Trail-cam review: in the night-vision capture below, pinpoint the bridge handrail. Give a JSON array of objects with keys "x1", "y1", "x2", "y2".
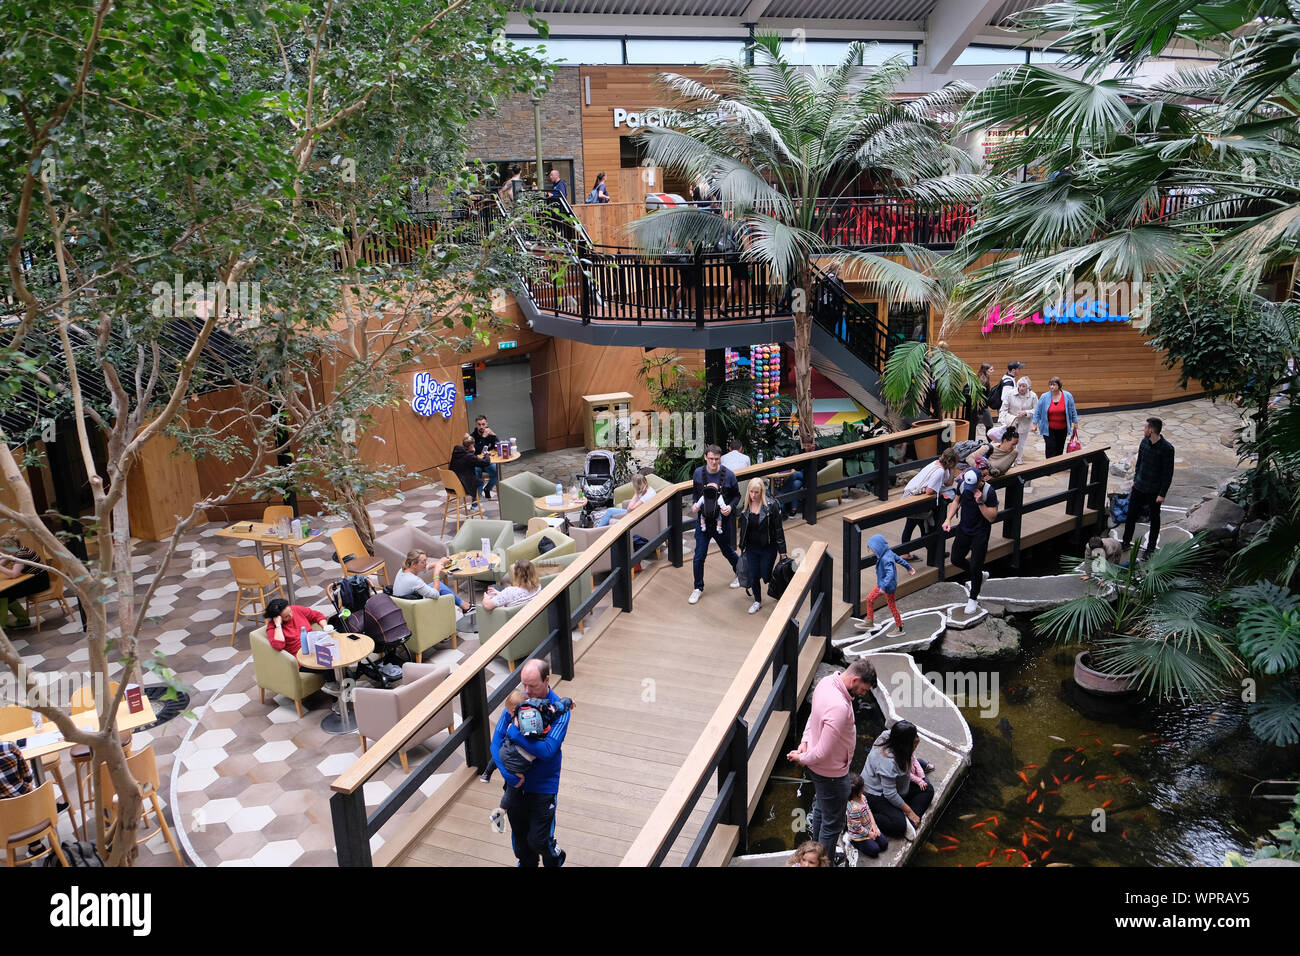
[{"x1": 620, "y1": 540, "x2": 833, "y2": 867}]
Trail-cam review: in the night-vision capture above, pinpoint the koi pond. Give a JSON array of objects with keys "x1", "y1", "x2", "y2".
[{"x1": 746, "y1": 616, "x2": 1300, "y2": 866}]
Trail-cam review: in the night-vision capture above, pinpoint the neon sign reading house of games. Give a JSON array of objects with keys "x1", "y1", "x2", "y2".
[
  {"x1": 411, "y1": 373, "x2": 456, "y2": 418},
  {"x1": 982, "y1": 299, "x2": 1132, "y2": 335}
]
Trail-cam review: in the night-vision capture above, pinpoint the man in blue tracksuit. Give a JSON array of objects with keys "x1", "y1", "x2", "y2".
[{"x1": 491, "y1": 657, "x2": 570, "y2": 867}]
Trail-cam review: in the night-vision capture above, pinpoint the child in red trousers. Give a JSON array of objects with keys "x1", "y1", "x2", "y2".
[{"x1": 855, "y1": 533, "x2": 915, "y2": 633}]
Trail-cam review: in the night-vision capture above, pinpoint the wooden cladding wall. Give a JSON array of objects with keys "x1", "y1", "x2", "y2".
[
  {"x1": 576, "y1": 200, "x2": 652, "y2": 248},
  {"x1": 579, "y1": 66, "x2": 713, "y2": 201}
]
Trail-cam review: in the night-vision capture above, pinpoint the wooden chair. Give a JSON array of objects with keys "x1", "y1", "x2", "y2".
[
  {"x1": 329, "y1": 527, "x2": 388, "y2": 587},
  {"x1": 227, "y1": 555, "x2": 285, "y2": 646},
  {"x1": 262, "y1": 506, "x2": 312, "y2": 588},
  {"x1": 98, "y1": 745, "x2": 184, "y2": 866},
  {"x1": 1, "y1": 781, "x2": 69, "y2": 867},
  {"x1": 438, "y1": 468, "x2": 484, "y2": 536},
  {"x1": 23, "y1": 550, "x2": 73, "y2": 633},
  {"x1": 0, "y1": 706, "x2": 80, "y2": 841}
]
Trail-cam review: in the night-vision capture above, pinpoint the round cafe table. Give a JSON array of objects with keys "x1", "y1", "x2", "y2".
[
  {"x1": 533, "y1": 493, "x2": 586, "y2": 516},
  {"x1": 487, "y1": 447, "x2": 522, "y2": 484},
  {"x1": 296, "y1": 631, "x2": 374, "y2": 735},
  {"x1": 445, "y1": 550, "x2": 503, "y2": 609}
]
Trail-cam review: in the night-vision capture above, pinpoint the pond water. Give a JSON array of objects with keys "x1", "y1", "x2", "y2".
[{"x1": 747, "y1": 617, "x2": 1300, "y2": 866}]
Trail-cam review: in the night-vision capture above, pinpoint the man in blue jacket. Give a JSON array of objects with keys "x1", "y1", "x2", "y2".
[
  {"x1": 491, "y1": 657, "x2": 570, "y2": 867},
  {"x1": 688, "y1": 444, "x2": 742, "y2": 605}
]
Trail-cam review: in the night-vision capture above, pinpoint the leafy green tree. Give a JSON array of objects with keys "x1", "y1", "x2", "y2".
[
  {"x1": 627, "y1": 34, "x2": 980, "y2": 448},
  {"x1": 0, "y1": 0, "x2": 543, "y2": 863}
]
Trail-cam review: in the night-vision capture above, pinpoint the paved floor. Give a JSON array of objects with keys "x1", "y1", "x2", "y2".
[{"x1": 7, "y1": 396, "x2": 1247, "y2": 866}]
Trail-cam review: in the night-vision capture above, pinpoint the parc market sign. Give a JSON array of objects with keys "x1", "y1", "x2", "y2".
[{"x1": 612, "y1": 106, "x2": 729, "y2": 130}]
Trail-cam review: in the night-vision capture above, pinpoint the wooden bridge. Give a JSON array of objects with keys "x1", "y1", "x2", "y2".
[{"x1": 328, "y1": 425, "x2": 1109, "y2": 866}]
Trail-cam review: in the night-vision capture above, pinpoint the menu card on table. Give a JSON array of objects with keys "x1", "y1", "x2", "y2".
[
  {"x1": 125, "y1": 684, "x2": 144, "y2": 714},
  {"x1": 315, "y1": 639, "x2": 336, "y2": 669}
]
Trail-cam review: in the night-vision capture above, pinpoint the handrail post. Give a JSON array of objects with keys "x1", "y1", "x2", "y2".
[
  {"x1": 1003, "y1": 479, "x2": 1025, "y2": 571},
  {"x1": 874, "y1": 445, "x2": 890, "y2": 501},
  {"x1": 579, "y1": 259, "x2": 591, "y2": 324},
  {"x1": 802, "y1": 454, "x2": 819, "y2": 526},
  {"x1": 461, "y1": 671, "x2": 491, "y2": 773},
  {"x1": 843, "y1": 519, "x2": 861, "y2": 618},
  {"x1": 779, "y1": 619, "x2": 800, "y2": 710},
  {"x1": 816, "y1": 552, "x2": 834, "y2": 638},
  {"x1": 549, "y1": 585, "x2": 575, "y2": 682},
  {"x1": 331, "y1": 790, "x2": 372, "y2": 867},
  {"x1": 719, "y1": 716, "x2": 750, "y2": 855},
  {"x1": 925, "y1": 498, "x2": 943, "y2": 570},
  {"x1": 1068, "y1": 458, "x2": 1089, "y2": 551},
  {"x1": 1087, "y1": 452, "x2": 1109, "y2": 527},
  {"x1": 612, "y1": 527, "x2": 634, "y2": 612},
  {"x1": 694, "y1": 252, "x2": 705, "y2": 329},
  {"x1": 668, "y1": 495, "x2": 684, "y2": 567}
]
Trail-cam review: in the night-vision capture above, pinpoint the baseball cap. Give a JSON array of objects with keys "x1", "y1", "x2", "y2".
[
  {"x1": 959, "y1": 468, "x2": 981, "y2": 493},
  {"x1": 1008, "y1": 361, "x2": 1023, "y2": 370}
]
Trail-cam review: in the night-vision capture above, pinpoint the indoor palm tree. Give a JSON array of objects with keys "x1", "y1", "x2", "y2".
[
  {"x1": 1035, "y1": 534, "x2": 1243, "y2": 702},
  {"x1": 626, "y1": 33, "x2": 982, "y2": 448},
  {"x1": 943, "y1": 0, "x2": 1300, "y2": 333}
]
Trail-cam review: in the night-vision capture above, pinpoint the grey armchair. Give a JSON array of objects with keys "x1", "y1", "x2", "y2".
[
  {"x1": 497, "y1": 472, "x2": 559, "y2": 527},
  {"x1": 353, "y1": 662, "x2": 455, "y2": 773},
  {"x1": 392, "y1": 593, "x2": 458, "y2": 660},
  {"x1": 505, "y1": 529, "x2": 576, "y2": 565},
  {"x1": 613, "y1": 472, "x2": 672, "y2": 507},
  {"x1": 250, "y1": 627, "x2": 325, "y2": 718},
  {"x1": 372, "y1": 525, "x2": 448, "y2": 583},
  {"x1": 448, "y1": 519, "x2": 514, "y2": 584},
  {"x1": 568, "y1": 497, "x2": 670, "y2": 577}
]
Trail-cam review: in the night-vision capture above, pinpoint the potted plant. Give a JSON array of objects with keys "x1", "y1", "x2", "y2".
[
  {"x1": 881, "y1": 340, "x2": 983, "y2": 457},
  {"x1": 1035, "y1": 534, "x2": 1241, "y2": 697}
]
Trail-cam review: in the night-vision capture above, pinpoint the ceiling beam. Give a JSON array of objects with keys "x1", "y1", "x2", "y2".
[
  {"x1": 741, "y1": 0, "x2": 772, "y2": 21},
  {"x1": 924, "y1": 0, "x2": 1005, "y2": 72}
]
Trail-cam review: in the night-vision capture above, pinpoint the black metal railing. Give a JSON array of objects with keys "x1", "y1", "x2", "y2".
[
  {"x1": 841, "y1": 446, "x2": 1111, "y2": 618},
  {"x1": 621, "y1": 540, "x2": 835, "y2": 866},
  {"x1": 809, "y1": 262, "x2": 891, "y2": 372}
]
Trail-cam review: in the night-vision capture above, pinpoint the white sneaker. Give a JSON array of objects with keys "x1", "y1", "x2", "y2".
[
  {"x1": 688, "y1": 589, "x2": 702, "y2": 605},
  {"x1": 747, "y1": 602, "x2": 761, "y2": 615},
  {"x1": 982, "y1": 571, "x2": 990, "y2": 582},
  {"x1": 854, "y1": 619, "x2": 876, "y2": 631},
  {"x1": 729, "y1": 577, "x2": 742, "y2": 589},
  {"x1": 489, "y1": 807, "x2": 506, "y2": 832},
  {"x1": 1024, "y1": 481, "x2": 1033, "y2": 493},
  {"x1": 963, "y1": 599, "x2": 979, "y2": 615},
  {"x1": 905, "y1": 818, "x2": 917, "y2": 841}
]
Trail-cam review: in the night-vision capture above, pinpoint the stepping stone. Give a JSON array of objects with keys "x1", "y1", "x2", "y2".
[
  {"x1": 838, "y1": 611, "x2": 946, "y2": 658},
  {"x1": 933, "y1": 615, "x2": 1021, "y2": 663},
  {"x1": 975, "y1": 574, "x2": 1097, "y2": 615}
]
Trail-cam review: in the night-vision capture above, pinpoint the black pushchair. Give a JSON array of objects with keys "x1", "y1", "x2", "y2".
[
  {"x1": 576, "y1": 448, "x2": 616, "y2": 527},
  {"x1": 326, "y1": 577, "x2": 408, "y2": 688}
]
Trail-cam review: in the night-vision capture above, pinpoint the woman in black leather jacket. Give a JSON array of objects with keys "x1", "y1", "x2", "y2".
[
  {"x1": 736, "y1": 477, "x2": 787, "y2": 616},
  {"x1": 450, "y1": 434, "x2": 490, "y2": 501}
]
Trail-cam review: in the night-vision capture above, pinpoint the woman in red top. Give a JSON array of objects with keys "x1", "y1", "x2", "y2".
[
  {"x1": 1033, "y1": 376, "x2": 1079, "y2": 459},
  {"x1": 263, "y1": 598, "x2": 327, "y2": 655}
]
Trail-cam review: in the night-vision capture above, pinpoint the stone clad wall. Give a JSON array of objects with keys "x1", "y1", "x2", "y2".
[{"x1": 465, "y1": 66, "x2": 583, "y2": 197}]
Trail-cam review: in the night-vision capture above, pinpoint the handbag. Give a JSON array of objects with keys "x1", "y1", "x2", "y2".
[{"x1": 1066, "y1": 426, "x2": 1082, "y2": 454}]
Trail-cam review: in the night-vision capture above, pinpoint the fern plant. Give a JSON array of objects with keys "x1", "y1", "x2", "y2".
[{"x1": 1226, "y1": 791, "x2": 1300, "y2": 866}]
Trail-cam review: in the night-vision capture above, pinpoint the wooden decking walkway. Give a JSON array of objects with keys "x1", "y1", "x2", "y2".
[{"x1": 387, "y1": 472, "x2": 1094, "y2": 867}]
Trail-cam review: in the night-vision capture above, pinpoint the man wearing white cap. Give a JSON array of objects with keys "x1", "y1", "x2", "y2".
[{"x1": 942, "y1": 459, "x2": 998, "y2": 615}]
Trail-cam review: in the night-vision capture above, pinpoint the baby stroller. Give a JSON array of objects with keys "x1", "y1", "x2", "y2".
[
  {"x1": 357, "y1": 592, "x2": 412, "y2": 688},
  {"x1": 576, "y1": 448, "x2": 616, "y2": 528}
]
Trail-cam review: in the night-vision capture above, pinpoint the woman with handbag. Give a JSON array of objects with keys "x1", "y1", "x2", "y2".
[
  {"x1": 736, "y1": 478, "x2": 787, "y2": 616},
  {"x1": 1032, "y1": 377, "x2": 1079, "y2": 459}
]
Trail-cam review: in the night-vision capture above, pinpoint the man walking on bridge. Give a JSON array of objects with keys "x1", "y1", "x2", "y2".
[
  {"x1": 787, "y1": 658, "x2": 878, "y2": 864},
  {"x1": 688, "y1": 444, "x2": 742, "y2": 605},
  {"x1": 492, "y1": 658, "x2": 570, "y2": 867}
]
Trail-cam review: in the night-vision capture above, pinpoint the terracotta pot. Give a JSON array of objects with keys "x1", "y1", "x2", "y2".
[
  {"x1": 947, "y1": 418, "x2": 970, "y2": 443},
  {"x1": 912, "y1": 419, "x2": 942, "y2": 459},
  {"x1": 1073, "y1": 650, "x2": 1139, "y2": 695}
]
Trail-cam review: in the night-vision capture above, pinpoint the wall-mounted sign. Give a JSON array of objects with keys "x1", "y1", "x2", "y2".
[
  {"x1": 498, "y1": 340, "x2": 517, "y2": 350},
  {"x1": 612, "y1": 107, "x2": 726, "y2": 130},
  {"x1": 411, "y1": 372, "x2": 457, "y2": 418},
  {"x1": 982, "y1": 300, "x2": 1131, "y2": 335}
]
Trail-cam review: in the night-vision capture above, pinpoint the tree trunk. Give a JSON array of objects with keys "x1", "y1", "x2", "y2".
[
  {"x1": 340, "y1": 485, "x2": 376, "y2": 552},
  {"x1": 97, "y1": 731, "x2": 144, "y2": 866},
  {"x1": 794, "y1": 263, "x2": 815, "y2": 449}
]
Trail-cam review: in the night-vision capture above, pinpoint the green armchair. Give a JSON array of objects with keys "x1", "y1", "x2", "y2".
[
  {"x1": 448, "y1": 519, "x2": 514, "y2": 584},
  {"x1": 817, "y1": 458, "x2": 845, "y2": 506},
  {"x1": 497, "y1": 472, "x2": 559, "y2": 527},
  {"x1": 250, "y1": 626, "x2": 325, "y2": 718},
  {"x1": 478, "y1": 554, "x2": 593, "y2": 669},
  {"x1": 505, "y1": 529, "x2": 576, "y2": 565},
  {"x1": 392, "y1": 593, "x2": 458, "y2": 661}
]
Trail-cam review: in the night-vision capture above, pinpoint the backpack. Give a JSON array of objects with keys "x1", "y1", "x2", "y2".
[
  {"x1": 952, "y1": 438, "x2": 984, "y2": 461},
  {"x1": 337, "y1": 574, "x2": 372, "y2": 613},
  {"x1": 768, "y1": 556, "x2": 797, "y2": 600},
  {"x1": 43, "y1": 840, "x2": 105, "y2": 867},
  {"x1": 586, "y1": 188, "x2": 600, "y2": 204}
]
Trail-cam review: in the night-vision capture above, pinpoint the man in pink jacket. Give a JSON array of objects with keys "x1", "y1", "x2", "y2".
[{"x1": 787, "y1": 658, "x2": 878, "y2": 863}]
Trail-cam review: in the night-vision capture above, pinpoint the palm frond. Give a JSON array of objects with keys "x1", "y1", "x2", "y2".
[
  {"x1": 1249, "y1": 684, "x2": 1300, "y2": 746},
  {"x1": 1034, "y1": 593, "x2": 1117, "y2": 644},
  {"x1": 1093, "y1": 630, "x2": 1235, "y2": 702}
]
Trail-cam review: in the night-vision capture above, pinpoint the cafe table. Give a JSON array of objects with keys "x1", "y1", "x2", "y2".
[
  {"x1": 0, "y1": 693, "x2": 158, "y2": 784},
  {"x1": 295, "y1": 631, "x2": 374, "y2": 735},
  {"x1": 532, "y1": 493, "x2": 587, "y2": 517},
  {"x1": 214, "y1": 521, "x2": 323, "y2": 602}
]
